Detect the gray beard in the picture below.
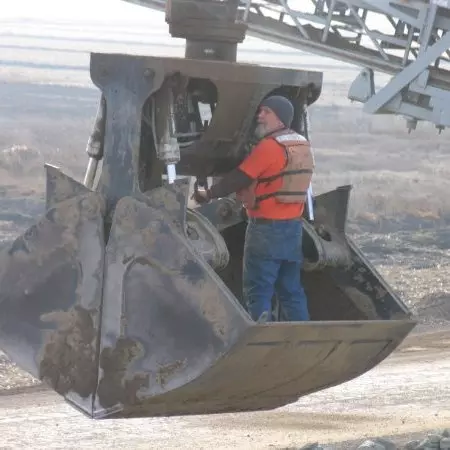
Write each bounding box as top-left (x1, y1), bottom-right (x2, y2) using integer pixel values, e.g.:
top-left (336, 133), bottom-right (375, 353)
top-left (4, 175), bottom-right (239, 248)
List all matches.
top-left (254, 123), bottom-right (268, 139)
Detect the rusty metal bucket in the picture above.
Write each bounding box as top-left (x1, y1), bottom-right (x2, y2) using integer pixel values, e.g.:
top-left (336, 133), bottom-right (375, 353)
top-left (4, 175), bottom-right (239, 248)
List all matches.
top-left (0, 173), bottom-right (415, 419)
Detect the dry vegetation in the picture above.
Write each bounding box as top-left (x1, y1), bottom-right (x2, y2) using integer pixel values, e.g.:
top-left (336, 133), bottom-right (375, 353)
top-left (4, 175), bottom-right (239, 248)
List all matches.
top-left (308, 105), bottom-right (450, 233)
top-left (2, 94), bottom-right (450, 234)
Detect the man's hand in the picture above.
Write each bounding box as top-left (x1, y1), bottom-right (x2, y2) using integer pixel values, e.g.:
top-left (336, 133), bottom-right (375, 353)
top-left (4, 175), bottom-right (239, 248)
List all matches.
top-left (192, 189), bottom-right (211, 204)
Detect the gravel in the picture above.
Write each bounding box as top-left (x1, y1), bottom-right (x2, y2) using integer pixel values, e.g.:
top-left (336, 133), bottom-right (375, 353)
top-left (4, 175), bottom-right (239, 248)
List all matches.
top-left (0, 351), bottom-right (40, 391)
top-left (352, 229), bottom-right (450, 329)
top-left (286, 429), bottom-right (450, 449)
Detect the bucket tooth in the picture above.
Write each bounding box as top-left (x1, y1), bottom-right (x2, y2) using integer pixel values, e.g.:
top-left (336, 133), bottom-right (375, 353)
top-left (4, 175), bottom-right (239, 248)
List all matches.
top-left (141, 177), bottom-right (190, 231)
top-left (314, 184), bottom-right (351, 233)
top-left (93, 193), bottom-right (252, 418)
top-left (45, 164), bottom-right (91, 210)
top-left (0, 192), bottom-right (106, 412)
top-left (302, 185), bottom-right (354, 273)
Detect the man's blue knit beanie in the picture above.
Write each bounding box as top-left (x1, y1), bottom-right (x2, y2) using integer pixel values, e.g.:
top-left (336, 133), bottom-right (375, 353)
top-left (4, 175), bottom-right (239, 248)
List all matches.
top-left (260, 95), bottom-right (294, 127)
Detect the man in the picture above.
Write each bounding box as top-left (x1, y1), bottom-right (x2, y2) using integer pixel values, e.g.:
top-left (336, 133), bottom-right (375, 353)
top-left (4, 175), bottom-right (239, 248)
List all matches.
top-left (193, 95), bottom-right (314, 322)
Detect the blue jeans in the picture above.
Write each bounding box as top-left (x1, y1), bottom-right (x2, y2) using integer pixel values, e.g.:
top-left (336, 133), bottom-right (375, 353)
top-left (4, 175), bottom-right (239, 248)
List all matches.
top-left (242, 217), bottom-right (310, 322)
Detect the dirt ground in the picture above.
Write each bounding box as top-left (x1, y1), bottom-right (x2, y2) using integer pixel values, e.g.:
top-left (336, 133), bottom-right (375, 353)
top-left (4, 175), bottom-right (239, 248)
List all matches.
top-left (0, 328), bottom-right (449, 449)
top-left (1, 15), bottom-right (450, 450)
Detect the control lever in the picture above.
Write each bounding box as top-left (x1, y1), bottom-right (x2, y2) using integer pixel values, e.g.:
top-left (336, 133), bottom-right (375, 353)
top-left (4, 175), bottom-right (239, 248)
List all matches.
top-left (195, 177), bottom-right (209, 190)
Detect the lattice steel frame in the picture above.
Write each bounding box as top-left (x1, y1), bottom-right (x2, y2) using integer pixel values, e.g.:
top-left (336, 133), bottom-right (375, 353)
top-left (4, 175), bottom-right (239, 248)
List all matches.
top-left (124, 0), bottom-right (450, 131)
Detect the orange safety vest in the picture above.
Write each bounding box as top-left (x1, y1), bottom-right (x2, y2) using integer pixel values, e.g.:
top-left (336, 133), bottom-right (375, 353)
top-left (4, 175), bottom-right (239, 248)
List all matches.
top-left (237, 129), bottom-right (314, 210)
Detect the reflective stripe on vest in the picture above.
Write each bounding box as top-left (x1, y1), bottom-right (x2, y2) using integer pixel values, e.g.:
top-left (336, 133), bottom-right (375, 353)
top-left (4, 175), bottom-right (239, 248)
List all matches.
top-left (253, 129), bottom-right (314, 207)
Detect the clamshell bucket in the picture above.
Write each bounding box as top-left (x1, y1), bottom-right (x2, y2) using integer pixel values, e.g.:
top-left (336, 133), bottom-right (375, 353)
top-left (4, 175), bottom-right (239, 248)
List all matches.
top-left (0, 52), bottom-right (416, 419)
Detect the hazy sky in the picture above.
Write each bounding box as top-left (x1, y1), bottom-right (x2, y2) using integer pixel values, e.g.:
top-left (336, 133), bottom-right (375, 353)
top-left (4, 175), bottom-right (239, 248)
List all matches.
top-left (3, 0), bottom-right (160, 21)
top-left (2, 0), bottom-right (392, 57)
top-left (3, 0), bottom-right (388, 29)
